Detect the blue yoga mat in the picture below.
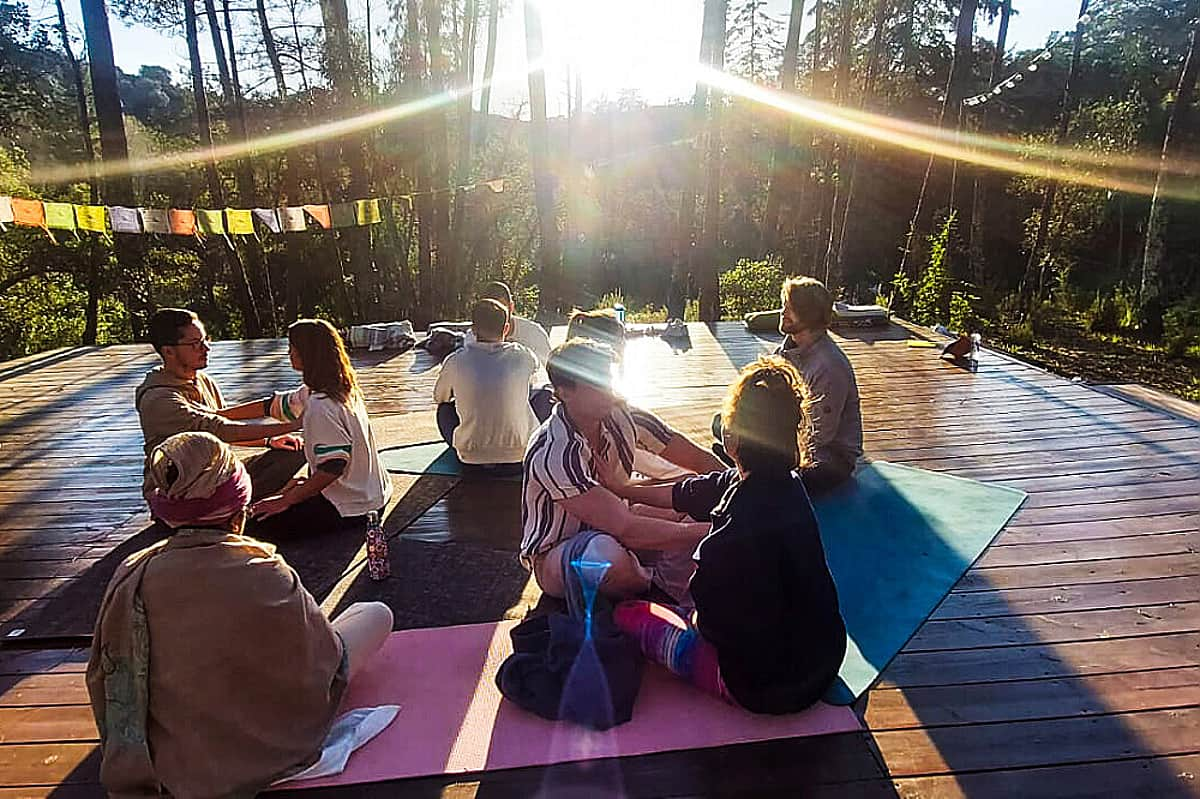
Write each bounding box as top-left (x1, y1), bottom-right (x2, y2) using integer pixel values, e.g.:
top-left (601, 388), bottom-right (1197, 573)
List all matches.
top-left (378, 442), bottom-right (522, 480)
top-left (813, 461), bottom-right (1026, 704)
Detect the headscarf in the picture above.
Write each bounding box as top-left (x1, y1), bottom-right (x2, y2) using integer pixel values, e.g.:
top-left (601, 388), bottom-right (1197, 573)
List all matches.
top-left (146, 432), bottom-right (253, 528)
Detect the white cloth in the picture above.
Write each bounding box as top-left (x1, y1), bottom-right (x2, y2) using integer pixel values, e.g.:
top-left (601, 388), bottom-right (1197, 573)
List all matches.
top-left (346, 321), bottom-right (416, 351)
top-left (139, 208), bottom-right (170, 234)
top-left (465, 315), bottom-right (551, 366)
top-left (0, 196), bottom-right (13, 226)
top-left (303, 393), bottom-right (393, 517)
top-left (253, 208), bottom-right (283, 233)
top-left (108, 206), bottom-right (141, 234)
top-left (434, 340), bottom-right (538, 464)
top-left (278, 206), bottom-right (308, 232)
top-left (273, 705), bottom-right (400, 785)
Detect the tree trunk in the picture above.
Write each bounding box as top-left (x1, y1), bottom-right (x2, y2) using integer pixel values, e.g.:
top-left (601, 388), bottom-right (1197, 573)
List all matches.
top-left (525, 0), bottom-right (562, 319)
top-left (832, 0), bottom-right (890, 291)
top-left (898, 0), bottom-right (978, 280)
top-left (761, 0), bottom-right (805, 256)
top-left (186, 0), bottom-right (262, 337)
top-left (669, 0), bottom-right (724, 318)
top-left (257, 0), bottom-right (288, 99)
top-left (55, 0), bottom-right (103, 344)
top-left (449, 0), bottom-right (478, 308)
top-left (698, 0), bottom-right (729, 322)
top-left (404, 0), bottom-right (434, 325)
top-left (1021, 0), bottom-right (1090, 315)
top-left (901, 0), bottom-right (916, 73)
top-left (821, 0), bottom-right (855, 289)
top-left (478, 0), bottom-right (500, 143)
top-left (424, 0), bottom-right (454, 316)
top-left (203, 0), bottom-right (235, 102)
top-left (968, 0), bottom-right (1010, 286)
top-left (80, 0), bottom-right (151, 339)
top-left (1140, 22), bottom-right (1200, 338)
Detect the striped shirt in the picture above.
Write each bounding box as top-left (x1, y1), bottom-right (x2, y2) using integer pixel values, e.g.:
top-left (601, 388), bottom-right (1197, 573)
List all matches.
top-left (519, 401), bottom-right (677, 566)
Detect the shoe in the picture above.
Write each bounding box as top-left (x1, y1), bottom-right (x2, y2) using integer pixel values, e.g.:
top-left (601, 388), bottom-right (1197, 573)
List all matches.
top-left (662, 318), bottom-right (688, 340)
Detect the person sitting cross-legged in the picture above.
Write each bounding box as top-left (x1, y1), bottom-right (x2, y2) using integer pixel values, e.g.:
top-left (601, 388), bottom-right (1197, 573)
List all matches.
top-left (714, 277), bottom-right (863, 494)
top-left (519, 339), bottom-right (722, 603)
top-left (434, 299), bottom-right (542, 476)
top-left (251, 319), bottom-right (393, 534)
top-left (88, 432), bottom-right (393, 797)
top-left (609, 356), bottom-right (847, 714)
top-left (136, 308), bottom-right (305, 502)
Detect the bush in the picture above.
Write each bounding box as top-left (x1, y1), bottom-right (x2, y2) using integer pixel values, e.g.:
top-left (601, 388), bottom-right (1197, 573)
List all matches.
top-left (912, 213), bottom-right (956, 327)
top-left (1164, 300), bottom-right (1200, 358)
top-left (1086, 287), bottom-right (1138, 334)
top-left (719, 256), bottom-right (786, 319)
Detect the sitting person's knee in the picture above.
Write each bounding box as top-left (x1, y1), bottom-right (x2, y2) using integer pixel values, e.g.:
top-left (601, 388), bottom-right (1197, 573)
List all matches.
top-left (582, 535), bottom-right (650, 598)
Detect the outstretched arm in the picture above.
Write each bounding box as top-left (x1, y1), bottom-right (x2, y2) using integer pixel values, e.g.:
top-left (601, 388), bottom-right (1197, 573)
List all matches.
top-left (559, 486), bottom-right (709, 551)
top-left (659, 433), bottom-right (725, 475)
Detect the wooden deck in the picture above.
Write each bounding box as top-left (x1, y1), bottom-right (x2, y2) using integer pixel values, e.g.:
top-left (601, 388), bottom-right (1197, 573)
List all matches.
top-left (1, 321), bottom-right (1198, 797)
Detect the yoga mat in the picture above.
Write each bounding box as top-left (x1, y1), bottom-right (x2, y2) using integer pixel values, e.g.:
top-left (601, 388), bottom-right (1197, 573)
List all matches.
top-left (378, 442), bottom-right (522, 480)
top-left (281, 621), bottom-right (861, 788)
top-left (813, 461), bottom-right (1026, 704)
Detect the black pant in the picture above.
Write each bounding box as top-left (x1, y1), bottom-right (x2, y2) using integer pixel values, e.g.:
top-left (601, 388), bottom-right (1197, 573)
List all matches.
top-left (241, 448), bottom-right (306, 501)
top-left (248, 493), bottom-right (373, 539)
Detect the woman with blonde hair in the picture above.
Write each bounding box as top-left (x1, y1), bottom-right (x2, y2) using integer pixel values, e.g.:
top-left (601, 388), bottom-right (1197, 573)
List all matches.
top-left (88, 432), bottom-right (393, 796)
top-left (253, 318), bottom-right (393, 533)
top-left (603, 356), bottom-right (846, 713)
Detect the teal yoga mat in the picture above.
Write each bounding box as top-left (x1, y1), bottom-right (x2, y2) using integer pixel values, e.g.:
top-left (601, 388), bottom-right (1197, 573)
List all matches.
top-left (378, 442), bottom-right (522, 480)
top-left (813, 461), bottom-right (1026, 704)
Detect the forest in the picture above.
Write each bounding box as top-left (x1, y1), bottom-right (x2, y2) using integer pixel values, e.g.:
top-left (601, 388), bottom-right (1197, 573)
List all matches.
top-left (1, 0), bottom-right (1198, 397)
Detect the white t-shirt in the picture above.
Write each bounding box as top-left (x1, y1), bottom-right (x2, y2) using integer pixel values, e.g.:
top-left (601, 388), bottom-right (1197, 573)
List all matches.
top-left (465, 315), bottom-right (552, 366)
top-left (302, 392), bottom-right (393, 517)
top-left (434, 340), bottom-right (539, 464)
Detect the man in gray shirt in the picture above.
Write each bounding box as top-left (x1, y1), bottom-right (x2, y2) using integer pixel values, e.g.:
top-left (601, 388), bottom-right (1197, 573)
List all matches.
top-left (715, 277), bottom-right (863, 494)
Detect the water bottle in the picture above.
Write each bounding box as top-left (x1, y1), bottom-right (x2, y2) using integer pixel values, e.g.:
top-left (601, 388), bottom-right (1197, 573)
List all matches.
top-left (365, 511), bottom-right (390, 581)
top-left (969, 333), bottom-right (982, 371)
top-left (612, 302), bottom-right (626, 324)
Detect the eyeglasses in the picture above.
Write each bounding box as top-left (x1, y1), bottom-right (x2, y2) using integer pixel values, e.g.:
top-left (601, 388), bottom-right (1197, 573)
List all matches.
top-left (172, 337), bottom-right (210, 349)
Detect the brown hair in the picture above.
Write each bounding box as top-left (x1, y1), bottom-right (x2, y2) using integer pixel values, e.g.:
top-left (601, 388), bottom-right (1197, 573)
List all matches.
top-left (546, 338), bottom-right (615, 391)
top-left (480, 280), bottom-right (514, 307)
top-left (781, 277), bottom-right (834, 330)
top-left (148, 308), bottom-right (200, 353)
top-left (471, 298), bottom-right (510, 341)
top-left (720, 356), bottom-right (813, 475)
top-left (288, 319), bottom-right (359, 404)
top-left (566, 308), bottom-right (625, 353)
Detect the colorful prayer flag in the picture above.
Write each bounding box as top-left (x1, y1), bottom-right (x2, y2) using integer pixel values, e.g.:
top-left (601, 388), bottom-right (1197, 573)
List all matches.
top-left (330, 202), bottom-right (357, 229)
top-left (225, 209), bottom-right (255, 235)
top-left (0, 196), bottom-right (13, 228)
top-left (354, 198), bottom-right (382, 225)
top-left (196, 209), bottom-right (225, 235)
top-left (75, 205), bottom-right (108, 233)
top-left (43, 203), bottom-right (76, 231)
top-left (168, 209), bottom-right (197, 236)
top-left (140, 208), bottom-right (170, 234)
top-left (485, 179), bottom-right (505, 193)
top-left (109, 206), bottom-right (142, 234)
top-left (303, 204), bottom-right (331, 229)
top-left (11, 198), bottom-right (45, 228)
top-left (253, 208), bottom-right (282, 233)
top-left (278, 207), bottom-right (307, 232)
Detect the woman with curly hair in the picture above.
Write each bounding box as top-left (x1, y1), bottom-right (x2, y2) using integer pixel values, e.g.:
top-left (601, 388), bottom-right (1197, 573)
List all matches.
top-left (604, 356), bottom-right (846, 714)
top-left (252, 319), bottom-right (392, 533)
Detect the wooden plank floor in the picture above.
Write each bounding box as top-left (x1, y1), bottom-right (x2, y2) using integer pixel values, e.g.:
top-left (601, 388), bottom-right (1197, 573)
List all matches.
top-left (1, 322), bottom-right (1198, 797)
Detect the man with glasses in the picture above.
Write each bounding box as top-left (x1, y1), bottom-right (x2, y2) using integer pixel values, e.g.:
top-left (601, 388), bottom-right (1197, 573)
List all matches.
top-left (136, 308), bottom-right (304, 502)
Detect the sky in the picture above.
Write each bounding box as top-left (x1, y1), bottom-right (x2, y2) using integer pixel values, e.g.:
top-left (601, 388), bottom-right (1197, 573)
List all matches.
top-left (45, 0), bottom-right (1084, 119)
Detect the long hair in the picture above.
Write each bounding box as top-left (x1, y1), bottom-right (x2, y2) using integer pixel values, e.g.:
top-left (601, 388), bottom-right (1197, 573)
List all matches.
top-left (720, 356), bottom-right (813, 475)
top-left (288, 319), bottom-right (359, 404)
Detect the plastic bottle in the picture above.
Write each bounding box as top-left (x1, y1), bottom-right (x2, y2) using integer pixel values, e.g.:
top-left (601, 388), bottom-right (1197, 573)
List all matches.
top-left (365, 511), bottom-right (390, 581)
top-left (612, 302), bottom-right (626, 324)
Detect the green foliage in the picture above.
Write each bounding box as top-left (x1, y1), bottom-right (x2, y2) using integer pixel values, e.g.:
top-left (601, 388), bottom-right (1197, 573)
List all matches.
top-left (1086, 286), bottom-right (1138, 334)
top-left (718, 256), bottom-right (786, 320)
top-left (1164, 300), bottom-right (1200, 358)
top-left (949, 290), bottom-right (979, 335)
top-left (911, 213), bottom-right (955, 327)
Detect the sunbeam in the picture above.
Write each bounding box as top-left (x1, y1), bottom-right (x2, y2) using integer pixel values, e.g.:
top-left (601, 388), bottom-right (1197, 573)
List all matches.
top-left (30, 62), bottom-right (543, 186)
top-left (697, 67), bottom-right (1200, 201)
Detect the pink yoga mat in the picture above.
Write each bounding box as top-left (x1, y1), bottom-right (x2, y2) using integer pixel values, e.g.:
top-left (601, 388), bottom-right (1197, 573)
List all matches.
top-left (287, 620), bottom-right (862, 788)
